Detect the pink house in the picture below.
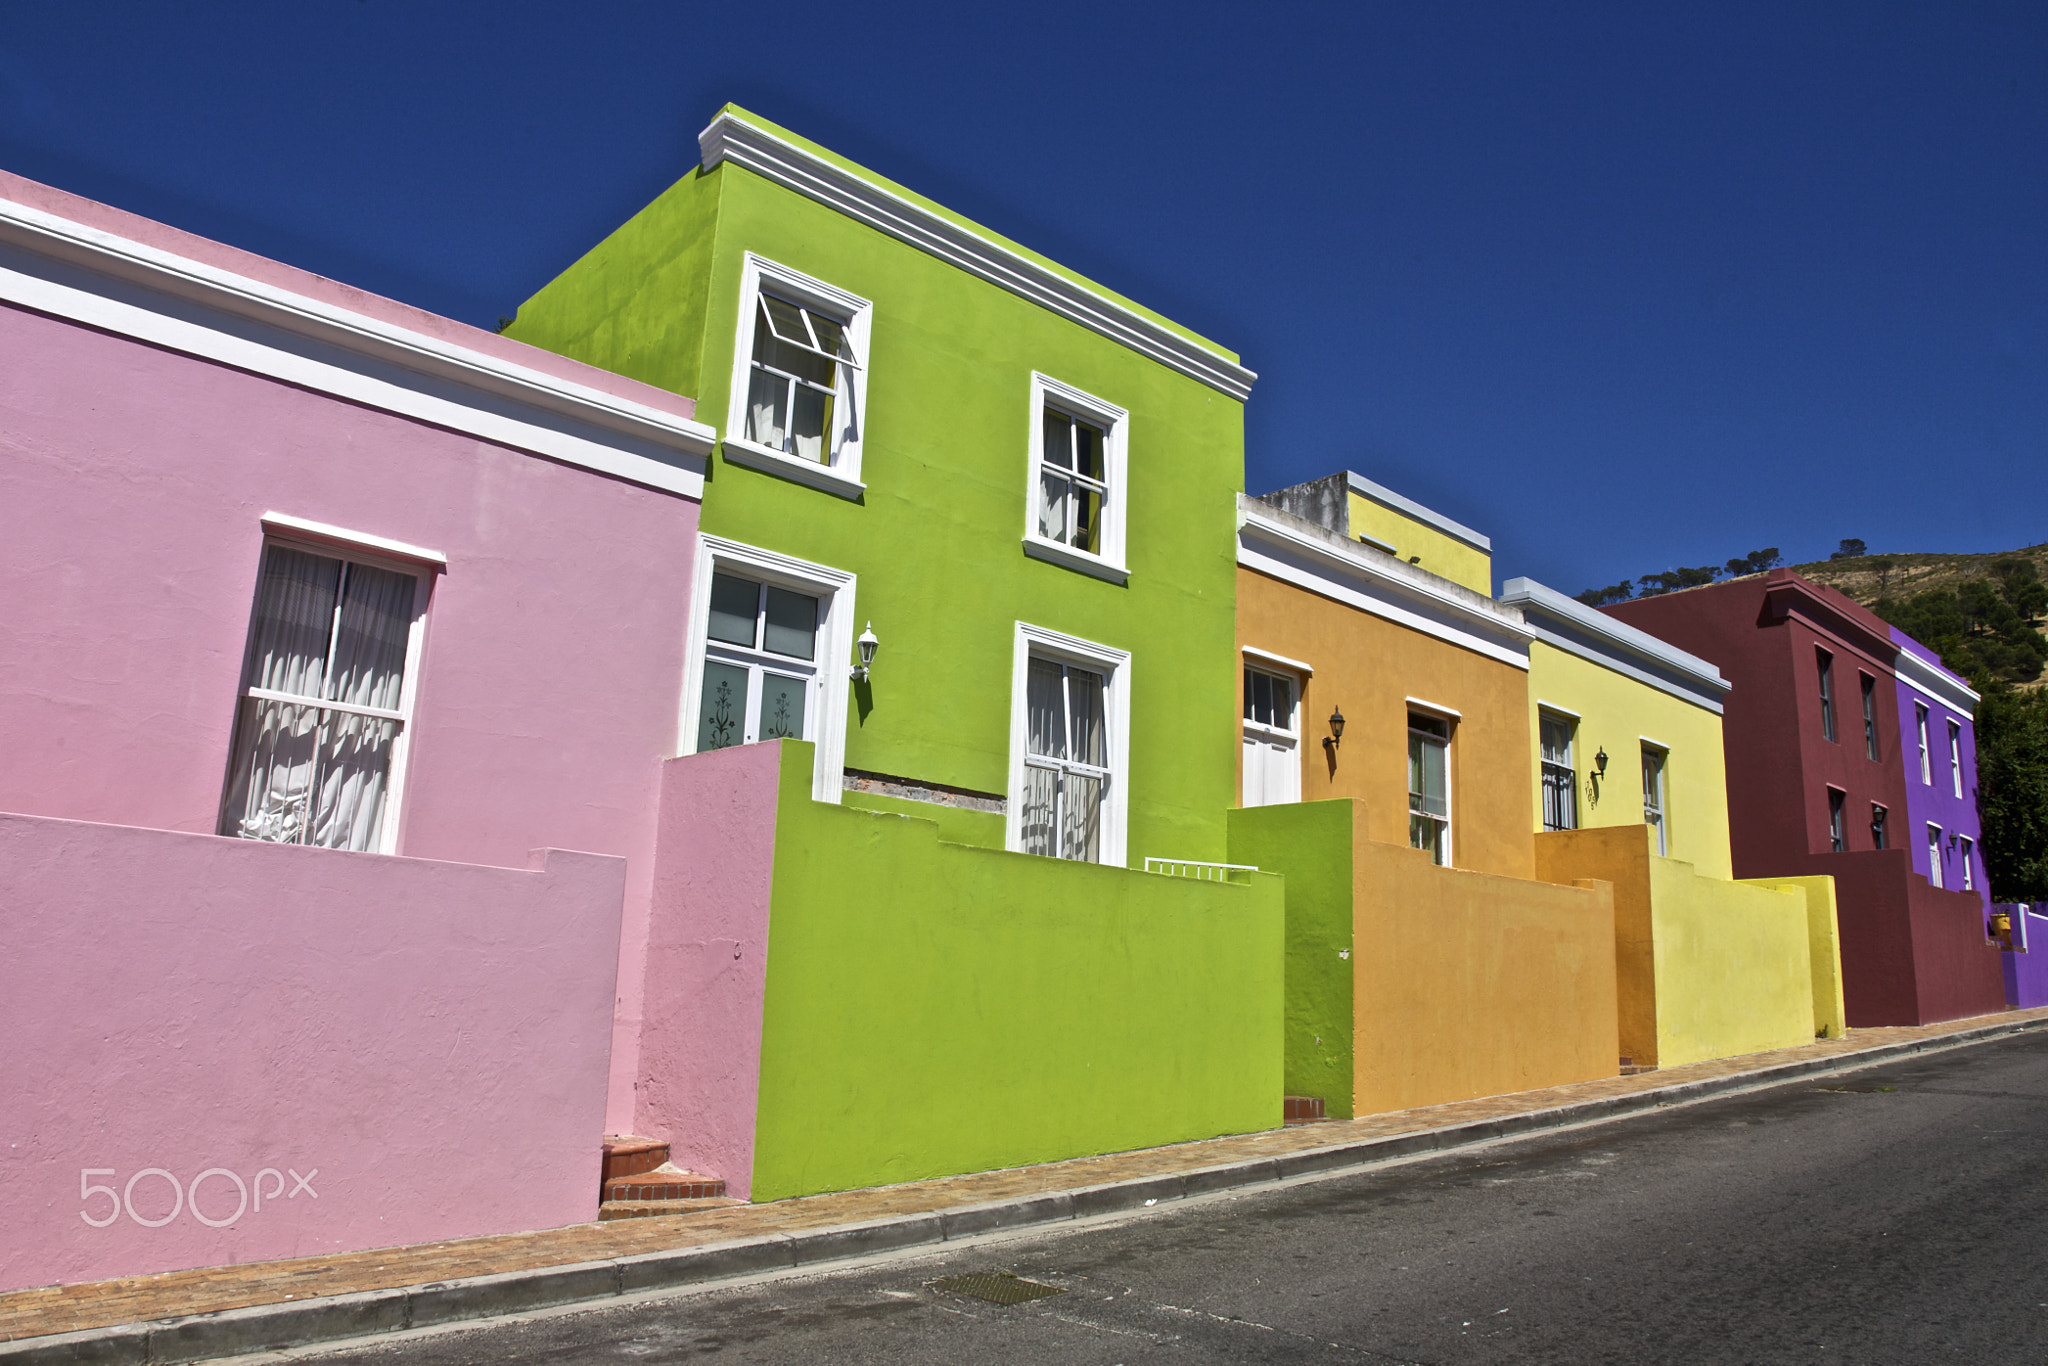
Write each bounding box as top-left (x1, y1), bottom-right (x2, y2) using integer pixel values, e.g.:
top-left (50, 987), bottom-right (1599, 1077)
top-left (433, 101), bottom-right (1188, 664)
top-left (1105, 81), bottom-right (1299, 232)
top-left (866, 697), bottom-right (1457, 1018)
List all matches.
top-left (0, 171), bottom-right (715, 1291)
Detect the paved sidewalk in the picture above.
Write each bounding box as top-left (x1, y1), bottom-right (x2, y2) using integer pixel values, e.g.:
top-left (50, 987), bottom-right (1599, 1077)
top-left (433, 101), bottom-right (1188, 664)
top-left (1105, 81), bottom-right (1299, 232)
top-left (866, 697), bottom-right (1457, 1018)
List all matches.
top-left (6, 1007), bottom-right (2045, 1362)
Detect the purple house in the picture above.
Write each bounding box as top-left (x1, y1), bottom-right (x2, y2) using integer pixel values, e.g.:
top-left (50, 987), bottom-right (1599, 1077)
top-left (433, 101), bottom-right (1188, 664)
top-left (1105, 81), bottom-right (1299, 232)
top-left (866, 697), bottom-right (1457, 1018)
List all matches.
top-left (0, 170), bottom-right (717, 1291)
top-left (1890, 630), bottom-right (1988, 911)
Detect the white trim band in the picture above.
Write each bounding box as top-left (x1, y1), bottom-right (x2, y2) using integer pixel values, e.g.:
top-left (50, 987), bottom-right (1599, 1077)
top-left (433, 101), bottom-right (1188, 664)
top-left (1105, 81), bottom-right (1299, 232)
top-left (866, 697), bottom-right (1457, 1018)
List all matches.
top-left (260, 513), bottom-right (448, 568)
top-left (0, 196), bottom-right (715, 499)
top-left (1242, 646), bottom-right (1314, 677)
top-left (699, 110), bottom-right (1256, 401)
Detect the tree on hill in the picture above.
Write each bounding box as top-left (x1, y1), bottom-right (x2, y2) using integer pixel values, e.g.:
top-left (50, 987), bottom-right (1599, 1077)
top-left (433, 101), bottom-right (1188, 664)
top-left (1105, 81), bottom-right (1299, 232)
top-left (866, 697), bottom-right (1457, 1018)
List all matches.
top-left (1978, 687), bottom-right (2048, 902)
top-left (1831, 538), bottom-right (1868, 560)
top-left (1573, 548), bottom-right (1781, 607)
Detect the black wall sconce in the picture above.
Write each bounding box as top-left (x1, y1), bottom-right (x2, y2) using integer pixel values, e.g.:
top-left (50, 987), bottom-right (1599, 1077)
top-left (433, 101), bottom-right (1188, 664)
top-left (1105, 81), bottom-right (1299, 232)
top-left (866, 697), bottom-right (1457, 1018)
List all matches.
top-left (1593, 746), bottom-right (1609, 782)
top-left (1324, 706), bottom-right (1346, 752)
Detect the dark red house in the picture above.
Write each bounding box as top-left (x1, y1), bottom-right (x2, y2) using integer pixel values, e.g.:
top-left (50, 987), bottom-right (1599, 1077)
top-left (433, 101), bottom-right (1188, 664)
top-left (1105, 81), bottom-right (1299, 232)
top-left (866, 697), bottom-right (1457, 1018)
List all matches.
top-left (1605, 569), bottom-right (2003, 1027)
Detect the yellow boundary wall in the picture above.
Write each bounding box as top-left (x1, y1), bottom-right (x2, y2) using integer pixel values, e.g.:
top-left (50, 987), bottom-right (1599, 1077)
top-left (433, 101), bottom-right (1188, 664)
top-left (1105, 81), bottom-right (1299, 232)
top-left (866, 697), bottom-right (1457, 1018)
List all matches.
top-left (1536, 826), bottom-right (1841, 1067)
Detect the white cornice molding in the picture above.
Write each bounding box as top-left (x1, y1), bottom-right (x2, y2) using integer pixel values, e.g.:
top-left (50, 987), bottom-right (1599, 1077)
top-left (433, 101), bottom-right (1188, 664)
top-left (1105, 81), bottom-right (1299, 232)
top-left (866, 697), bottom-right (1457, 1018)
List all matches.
top-left (1500, 577), bottom-right (1730, 715)
top-left (0, 195), bottom-right (715, 498)
top-left (699, 111), bottom-right (1257, 402)
top-left (1236, 497), bottom-right (1531, 670)
top-left (1893, 643), bottom-right (1980, 718)
top-left (1346, 471), bottom-right (1491, 553)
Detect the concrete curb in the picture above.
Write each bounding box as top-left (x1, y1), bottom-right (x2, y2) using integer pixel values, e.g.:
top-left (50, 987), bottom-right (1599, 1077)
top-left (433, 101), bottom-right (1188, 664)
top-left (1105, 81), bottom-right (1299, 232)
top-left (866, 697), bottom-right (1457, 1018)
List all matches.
top-left (7, 1016), bottom-right (2040, 1364)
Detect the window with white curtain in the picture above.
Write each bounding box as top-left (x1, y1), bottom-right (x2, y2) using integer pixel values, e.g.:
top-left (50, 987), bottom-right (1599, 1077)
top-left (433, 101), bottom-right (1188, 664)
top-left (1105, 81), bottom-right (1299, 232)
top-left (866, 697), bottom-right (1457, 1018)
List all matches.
top-left (1949, 720), bottom-right (1964, 798)
top-left (1020, 658), bottom-right (1110, 861)
top-left (1960, 835), bottom-right (1975, 892)
top-left (723, 254), bottom-right (871, 497)
top-left (218, 543), bottom-right (424, 853)
top-left (1928, 823), bottom-right (1945, 888)
top-left (1023, 374), bottom-right (1128, 582)
top-left (1007, 624), bottom-right (1129, 864)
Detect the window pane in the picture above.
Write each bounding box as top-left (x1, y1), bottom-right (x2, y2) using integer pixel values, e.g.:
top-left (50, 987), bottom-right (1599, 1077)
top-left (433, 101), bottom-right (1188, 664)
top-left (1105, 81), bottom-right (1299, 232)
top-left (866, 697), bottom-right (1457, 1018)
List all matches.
top-left (1540, 715), bottom-right (1572, 766)
top-left (745, 368), bottom-right (788, 451)
top-left (808, 310), bottom-right (853, 364)
top-left (328, 563), bottom-right (414, 711)
top-left (762, 295), bottom-right (811, 345)
top-left (789, 384), bottom-right (832, 464)
top-left (1272, 674), bottom-right (1294, 729)
top-left (1063, 772), bottom-right (1102, 862)
top-left (1411, 714), bottom-right (1449, 740)
top-left (312, 711), bottom-right (398, 852)
top-left (763, 586), bottom-right (819, 660)
top-left (1019, 764), bottom-right (1059, 856)
top-left (1410, 733), bottom-right (1448, 817)
top-left (222, 697), bottom-right (322, 843)
top-left (245, 546), bottom-right (343, 698)
top-left (696, 661), bottom-right (750, 751)
top-left (1042, 412), bottom-right (1074, 471)
top-left (1248, 670), bottom-right (1272, 726)
top-left (1038, 469), bottom-right (1071, 543)
top-left (1067, 666), bottom-right (1107, 766)
top-left (758, 672), bottom-right (807, 741)
top-left (1072, 420), bottom-right (1105, 481)
top-left (707, 574), bottom-right (759, 648)
top-left (1069, 483), bottom-right (1102, 554)
top-left (1026, 659), bottom-right (1066, 759)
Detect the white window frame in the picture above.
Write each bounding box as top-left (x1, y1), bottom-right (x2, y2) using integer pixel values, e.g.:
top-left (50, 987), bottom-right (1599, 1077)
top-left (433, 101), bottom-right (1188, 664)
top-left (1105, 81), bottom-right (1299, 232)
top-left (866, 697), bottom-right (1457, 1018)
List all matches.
top-left (1538, 709), bottom-right (1579, 833)
top-left (723, 253), bottom-right (872, 500)
top-left (1960, 835), bottom-right (1975, 892)
top-left (1927, 823), bottom-right (1945, 889)
top-left (1408, 707), bottom-right (1455, 867)
top-left (1241, 655), bottom-right (1304, 808)
top-left (1949, 720), bottom-right (1964, 799)
top-left (1022, 373), bottom-right (1129, 585)
top-left (679, 534), bottom-right (856, 803)
top-left (1006, 622), bottom-right (1131, 865)
top-left (1640, 744), bottom-right (1669, 855)
top-left (228, 524), bottom-right (437, 856)
top-left (1917, 704), bottom-right (1932, 785)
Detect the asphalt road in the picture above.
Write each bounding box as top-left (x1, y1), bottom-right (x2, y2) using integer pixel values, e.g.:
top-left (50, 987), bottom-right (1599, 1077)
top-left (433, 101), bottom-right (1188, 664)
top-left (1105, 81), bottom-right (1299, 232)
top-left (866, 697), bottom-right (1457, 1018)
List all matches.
top-left (300, 1032), bottom-right (2048, 1364)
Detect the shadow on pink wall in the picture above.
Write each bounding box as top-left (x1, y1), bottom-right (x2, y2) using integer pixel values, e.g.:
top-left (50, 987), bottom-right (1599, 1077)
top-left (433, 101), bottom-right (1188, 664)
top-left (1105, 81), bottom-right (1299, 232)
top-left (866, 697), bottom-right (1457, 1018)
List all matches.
top-left (0, 812), bottom-right (625, 1294)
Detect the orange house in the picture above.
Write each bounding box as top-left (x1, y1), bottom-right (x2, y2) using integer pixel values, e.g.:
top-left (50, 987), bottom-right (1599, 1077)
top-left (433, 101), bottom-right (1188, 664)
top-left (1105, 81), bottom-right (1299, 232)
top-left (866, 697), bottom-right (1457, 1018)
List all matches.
top-left (1227, 483), bottom-right (1619, 1118)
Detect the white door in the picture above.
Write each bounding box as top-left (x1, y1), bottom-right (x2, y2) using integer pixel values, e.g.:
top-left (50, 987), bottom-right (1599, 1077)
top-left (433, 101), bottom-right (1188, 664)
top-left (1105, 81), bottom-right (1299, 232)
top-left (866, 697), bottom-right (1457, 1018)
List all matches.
top-left (1242, 666), bottom-right (1302, 806)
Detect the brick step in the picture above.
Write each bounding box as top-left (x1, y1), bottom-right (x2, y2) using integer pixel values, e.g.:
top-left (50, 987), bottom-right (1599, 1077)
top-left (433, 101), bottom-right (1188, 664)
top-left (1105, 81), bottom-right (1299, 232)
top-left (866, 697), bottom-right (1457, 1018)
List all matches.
top-left (603, 1164), bottom-right (727, 1202)
top-left (1283, 1095), bottom-right (1329, 1124)
top-left (1620, 1064), bottom-right (1660, 1076)
top-left (598, 1195), bottom-right (747, 1221)
top-left (601, 1135), bottom-right (671, 1184)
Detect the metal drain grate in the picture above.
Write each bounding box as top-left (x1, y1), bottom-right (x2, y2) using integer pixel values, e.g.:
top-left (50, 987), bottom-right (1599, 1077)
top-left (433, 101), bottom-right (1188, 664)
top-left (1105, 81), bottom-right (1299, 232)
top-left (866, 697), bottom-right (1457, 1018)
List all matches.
top-left (930, 1272), bottom-right (1066, 1305)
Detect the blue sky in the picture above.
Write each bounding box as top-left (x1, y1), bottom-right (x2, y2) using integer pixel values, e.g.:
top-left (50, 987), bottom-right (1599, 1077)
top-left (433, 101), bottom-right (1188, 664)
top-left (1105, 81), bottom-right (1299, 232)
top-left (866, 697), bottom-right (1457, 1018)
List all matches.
top-left (2, 3), bottom-right (2041, 595)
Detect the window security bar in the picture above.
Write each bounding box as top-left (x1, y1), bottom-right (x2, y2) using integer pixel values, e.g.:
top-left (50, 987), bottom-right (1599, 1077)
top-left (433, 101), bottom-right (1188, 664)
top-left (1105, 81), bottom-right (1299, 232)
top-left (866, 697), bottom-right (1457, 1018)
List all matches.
top-left (1144, 858), bottom-right (1259, 883)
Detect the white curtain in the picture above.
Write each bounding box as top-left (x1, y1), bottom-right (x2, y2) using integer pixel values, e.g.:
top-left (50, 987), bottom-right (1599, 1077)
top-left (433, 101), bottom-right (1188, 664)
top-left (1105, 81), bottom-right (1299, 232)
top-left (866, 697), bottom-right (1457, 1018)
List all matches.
top-left (1026, 659), bottom-right (1065, 759)
top-left (221, 549), bottom-right (413, 853)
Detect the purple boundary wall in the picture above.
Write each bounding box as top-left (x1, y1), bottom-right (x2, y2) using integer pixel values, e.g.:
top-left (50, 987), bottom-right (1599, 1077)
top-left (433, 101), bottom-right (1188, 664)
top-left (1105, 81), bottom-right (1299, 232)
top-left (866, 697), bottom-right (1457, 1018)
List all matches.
top-left (2001, 905), bottom-right (2048, 1008)
top-left (0, 812), bottom-right (624, 1293)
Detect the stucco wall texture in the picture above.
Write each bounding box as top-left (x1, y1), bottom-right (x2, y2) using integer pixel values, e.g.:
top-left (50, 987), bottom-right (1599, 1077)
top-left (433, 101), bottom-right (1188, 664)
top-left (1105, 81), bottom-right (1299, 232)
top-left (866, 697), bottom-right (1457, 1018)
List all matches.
top-left (1235, 566), bottom-right (1535, 880)
top-left (0, 277), bottom-right (705, 1136)
top-left (1231, 801), bottom-right (1617, 1119)
top-left (1344, 489), bottom-right (1493, 596)
top-left (510, 123), bottom-right (1245, 865)
top-left (0, 813), bottom-right (623, 1294)
top-left (1535, 827), bottom-right (1836, 1069)
top-left (743, 742), bottom-right (1285, 1201)
top-left (1525, 640), bottom-right (1734, 880)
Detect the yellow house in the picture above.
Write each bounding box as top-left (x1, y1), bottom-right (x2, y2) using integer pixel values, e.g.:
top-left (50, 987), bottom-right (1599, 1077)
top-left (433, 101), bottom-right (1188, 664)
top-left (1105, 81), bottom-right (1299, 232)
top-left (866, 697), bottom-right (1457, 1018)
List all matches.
top-left (1499, 578), bottom-right (1847, 1068)
top-left (1228, 485), bottom-right (1618, 1119)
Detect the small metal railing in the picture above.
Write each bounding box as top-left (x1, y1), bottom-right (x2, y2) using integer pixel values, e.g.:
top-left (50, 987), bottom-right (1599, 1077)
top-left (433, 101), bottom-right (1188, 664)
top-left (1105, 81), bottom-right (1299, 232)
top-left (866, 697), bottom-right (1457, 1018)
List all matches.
top-left (1143, 857), bottom-right (1259, 884)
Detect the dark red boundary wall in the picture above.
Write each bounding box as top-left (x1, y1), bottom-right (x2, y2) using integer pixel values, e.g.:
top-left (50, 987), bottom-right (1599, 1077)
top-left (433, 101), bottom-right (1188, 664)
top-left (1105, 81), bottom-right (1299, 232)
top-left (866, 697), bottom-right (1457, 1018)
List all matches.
top-left (1776, 849), bottom-right (2004, 1025)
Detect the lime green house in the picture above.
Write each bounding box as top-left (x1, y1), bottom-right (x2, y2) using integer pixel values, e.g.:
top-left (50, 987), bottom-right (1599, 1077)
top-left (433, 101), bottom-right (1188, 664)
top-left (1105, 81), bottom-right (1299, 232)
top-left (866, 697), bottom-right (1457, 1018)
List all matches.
top-left (1499, 578), bottom-right (1847, 1070)
top-left (507, 107), bottom-right (1283, 1201)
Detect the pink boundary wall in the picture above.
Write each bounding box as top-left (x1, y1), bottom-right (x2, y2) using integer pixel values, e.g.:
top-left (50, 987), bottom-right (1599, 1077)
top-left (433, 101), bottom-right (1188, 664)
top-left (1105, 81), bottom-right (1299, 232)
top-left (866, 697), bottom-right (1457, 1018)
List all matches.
top-left (0, 185), bottom-right (706, 1135)
top-left (0, 812), bottom-right (625, 1293)
top-left (634, 747), bottom-right (784, 1200)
